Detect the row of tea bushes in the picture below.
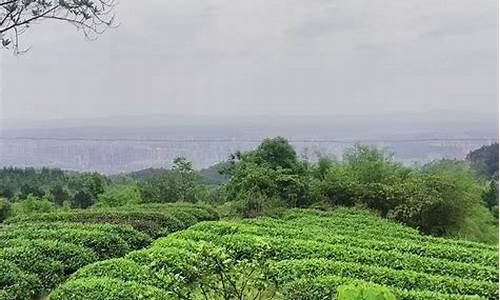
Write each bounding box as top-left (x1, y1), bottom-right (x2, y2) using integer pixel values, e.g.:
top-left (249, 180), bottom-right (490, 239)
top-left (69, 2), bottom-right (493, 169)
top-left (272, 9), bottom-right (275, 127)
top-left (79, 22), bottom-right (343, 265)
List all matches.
top-left (283, 275), bottom-right (484, 300)
top-left (169, 229), bottom-right (497, 282)
top-left (0, 223), bottom-right (143, 299)
top-left (0, 203), bottom-right (219, 299)
top-left (188, 219), bottom-right (498, 267)
top-left (6, 203), bottom-right (218, 238)
top-left (50, 208), bottom-right (498, 300)
top-left (251, 208), bottom-right (499, 257)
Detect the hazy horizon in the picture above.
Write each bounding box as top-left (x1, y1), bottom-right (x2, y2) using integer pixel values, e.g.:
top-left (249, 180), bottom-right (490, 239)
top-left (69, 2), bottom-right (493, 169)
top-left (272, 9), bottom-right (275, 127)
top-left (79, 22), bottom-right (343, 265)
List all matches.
top-left (1, 109), bottom-right (498, 125)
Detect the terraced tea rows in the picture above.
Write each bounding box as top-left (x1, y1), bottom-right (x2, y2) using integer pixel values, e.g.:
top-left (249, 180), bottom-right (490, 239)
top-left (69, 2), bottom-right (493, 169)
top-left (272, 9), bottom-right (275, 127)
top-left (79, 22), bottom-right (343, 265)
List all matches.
top-left (50, 208), bottom-right (499, 299)
top-left (0, 203), bottom-right (218, 299)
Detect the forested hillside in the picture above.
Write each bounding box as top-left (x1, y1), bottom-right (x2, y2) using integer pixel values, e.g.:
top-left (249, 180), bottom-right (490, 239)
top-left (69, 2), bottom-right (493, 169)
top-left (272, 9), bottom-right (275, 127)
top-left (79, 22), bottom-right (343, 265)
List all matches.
top-left (467, 143), bottom-right (499, 178)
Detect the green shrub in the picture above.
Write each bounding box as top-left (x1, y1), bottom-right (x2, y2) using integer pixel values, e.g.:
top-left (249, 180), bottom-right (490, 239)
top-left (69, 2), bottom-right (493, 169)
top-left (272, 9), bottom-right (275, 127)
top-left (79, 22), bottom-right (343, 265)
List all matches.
top-left (284, 275), bottom-right (483, 300)
top-left (0, 203), bottom-right (218, 299)
top-left (172, 229), bottom-right (497, 282)
top-left (269, 259), bottom-right (497, 298)
top-left (0, 246), bottom-right (65, 290)
top-left (2, 222), bottom-right (152, 250)
top-left (138, 158), bottom-right (206, 203)
top-left (48, 277), bottom-right (173, 300)
top-left (337, 283), bottom-right (396, 300)
top-left (0, 227), bottom-right (130, 258)
top-left (93, 184), bottom-right (141, 208)
top-left (11, 194), bottom-right (56, 216)
top-left (68, 258), bottom-right (157, 286)
top-left (6, 204), bottom-right (219, 237)
top-left (0, 259), bottom-right (42, 300)
top-left (187, 217), bottom-right (498, 267)
top-left (0, 239), bottom-right (97, 274)
top-left (0, 198), bottom-right (11, 222)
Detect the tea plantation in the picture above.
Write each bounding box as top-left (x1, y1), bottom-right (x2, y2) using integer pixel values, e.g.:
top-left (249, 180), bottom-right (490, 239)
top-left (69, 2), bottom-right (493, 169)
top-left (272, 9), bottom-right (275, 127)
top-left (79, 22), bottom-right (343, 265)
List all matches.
top-left (49, 208), bottom-right (499, 299)
top-left (0, 203), bottom-right (219, 299)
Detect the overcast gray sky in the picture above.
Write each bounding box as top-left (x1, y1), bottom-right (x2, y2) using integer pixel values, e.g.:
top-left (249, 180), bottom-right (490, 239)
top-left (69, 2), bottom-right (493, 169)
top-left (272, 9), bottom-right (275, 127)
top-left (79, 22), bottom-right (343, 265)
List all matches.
top-left (0, 0), bottom-right (498, 120)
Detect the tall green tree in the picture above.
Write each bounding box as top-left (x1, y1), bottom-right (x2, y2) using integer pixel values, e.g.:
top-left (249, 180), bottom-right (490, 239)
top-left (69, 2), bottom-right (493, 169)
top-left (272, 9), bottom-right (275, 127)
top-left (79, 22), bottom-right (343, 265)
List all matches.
top-left (482, 179), bottom-right (499, 210)
top-left (138, 157), bottom-right (205, 203)
top-left (223, 137), bottom-right (308, 210)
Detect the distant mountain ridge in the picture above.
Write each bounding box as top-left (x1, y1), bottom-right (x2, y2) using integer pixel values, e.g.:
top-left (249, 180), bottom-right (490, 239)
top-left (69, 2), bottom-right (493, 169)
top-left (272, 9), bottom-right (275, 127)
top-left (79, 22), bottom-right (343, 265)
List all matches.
top-left (1, 111), bottom-right (497, 140)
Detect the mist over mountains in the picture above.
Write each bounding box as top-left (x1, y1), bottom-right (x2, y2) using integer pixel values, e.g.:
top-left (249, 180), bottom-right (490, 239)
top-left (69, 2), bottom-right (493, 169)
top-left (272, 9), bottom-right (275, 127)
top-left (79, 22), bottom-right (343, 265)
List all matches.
top-left (0, 111), bottom-right (497, 174)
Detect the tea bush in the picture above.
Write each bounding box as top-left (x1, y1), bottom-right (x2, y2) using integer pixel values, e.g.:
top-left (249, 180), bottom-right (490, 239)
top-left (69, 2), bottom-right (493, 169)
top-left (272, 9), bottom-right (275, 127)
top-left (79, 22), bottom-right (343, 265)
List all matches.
top-left (0, 203), bottom-right (218, 299)
top-left (51, 208), bottom-right (498, 300)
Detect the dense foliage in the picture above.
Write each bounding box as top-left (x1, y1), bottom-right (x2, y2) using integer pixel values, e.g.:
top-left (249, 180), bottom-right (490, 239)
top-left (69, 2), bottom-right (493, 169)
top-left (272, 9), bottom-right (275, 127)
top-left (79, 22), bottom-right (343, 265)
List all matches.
top-left (0, 203), bottom-right (218, 299)
top-left (0, 167), bottom-right (107, 209)
top-left (50, 208), bottom-right (498, 299)
top-left (138, 158), bottom-right (207, 203)
top-left (466, 143), bottom-right (499, 178)
top-left (220, 138), bottom-right (498, 243)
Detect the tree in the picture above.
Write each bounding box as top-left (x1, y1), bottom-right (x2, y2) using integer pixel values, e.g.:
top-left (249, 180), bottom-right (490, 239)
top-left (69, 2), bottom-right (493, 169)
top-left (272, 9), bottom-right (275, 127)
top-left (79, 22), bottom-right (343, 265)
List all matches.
top-left (312, 162), bottom-right (359, 207)
top-left (174, 157), bottom-right (205, 202)
top-left (0, 183), bottom-right (14, 199)
top-left (0, 0), bottom-right (116, 53)
top-left (482, 179), bottom-right (499, 210)
top-left (68, 172), bottom-right (106, 208)
top-left (389, 160), bottom-right (490, 237)
top-left (19, 182), bottom-right (44, 199)
top-left (310, 156), bottom-right (335, 180)
top-left (69, 172), bottom-right (106, 199)
top-left (343, 144), bottom-right (408, 185)
top-left (72, 189), bottom-right (94, 208)
top-left (0, 198), bottom-right (11, 222)
top-left (222, 138), bottom-right (308, 209)
top-left (138, 157), bottom-right (205, 203)
top-left (94, 184), bottom-right (141, 208)
top-left (50, 184), bottom-right (69, 206)
top-left (253, 137), bottom-right (300, 171)
top-left (12, 193), bottom-right (56, 215)
top-left (466, 143), bottom-right (499, 178)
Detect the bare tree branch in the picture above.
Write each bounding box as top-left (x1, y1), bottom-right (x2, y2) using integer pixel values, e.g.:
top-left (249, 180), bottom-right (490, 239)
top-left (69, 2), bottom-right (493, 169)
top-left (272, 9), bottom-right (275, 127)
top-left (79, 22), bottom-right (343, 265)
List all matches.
top-left (0, 0), bottom-right (116, 54)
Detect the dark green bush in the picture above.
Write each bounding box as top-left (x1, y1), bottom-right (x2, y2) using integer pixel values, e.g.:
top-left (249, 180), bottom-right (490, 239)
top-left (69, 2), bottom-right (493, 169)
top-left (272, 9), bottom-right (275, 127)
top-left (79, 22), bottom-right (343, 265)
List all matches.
top-left (48, 277), bottom-right (173, 300)
top-left (0, 246), bottom-right (65, 290)
top-left (0, 203), bottom-right (218, 299)
top-left (0, 259), bottom-right (42, 300)
top-left (68, 258), bottom-right (157, 286)
top-left (269, 259), bottom-right (498, 298)
top-left (6, 204), bottom-right (219, 237)
top-left (1, 222), bottom-right (151, 250)
top-left (0, 239), bottom-right (97, 274)
top-left (337, 283), bottom-right (396, 300)
top-left (283, 275), bottom-right (483, 300)
top-left (0, 198), bottom-right (11, 222)
top-left (0, 227), bottom-right (130, 258)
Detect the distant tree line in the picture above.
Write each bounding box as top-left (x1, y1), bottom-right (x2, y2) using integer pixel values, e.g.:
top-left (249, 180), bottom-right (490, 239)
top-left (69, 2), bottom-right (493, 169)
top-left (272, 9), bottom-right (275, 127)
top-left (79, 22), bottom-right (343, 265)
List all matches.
top-left (466, 143), bottom-right (499, 178)
top-left (0, 167), bottom-right (106, 211)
